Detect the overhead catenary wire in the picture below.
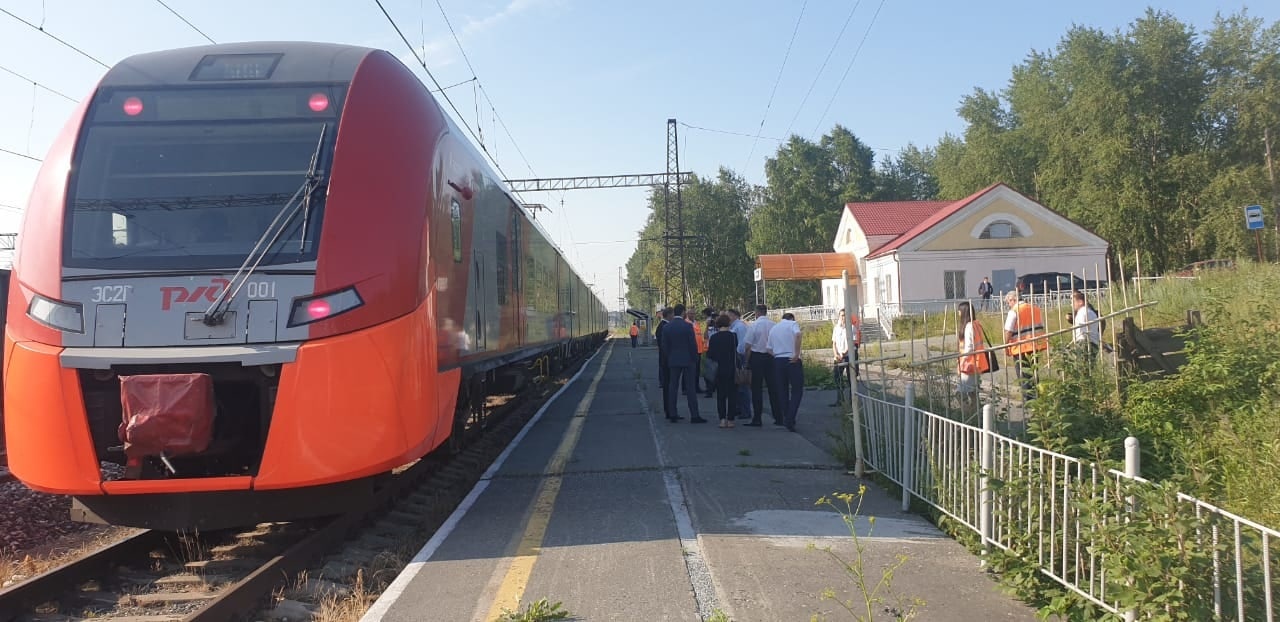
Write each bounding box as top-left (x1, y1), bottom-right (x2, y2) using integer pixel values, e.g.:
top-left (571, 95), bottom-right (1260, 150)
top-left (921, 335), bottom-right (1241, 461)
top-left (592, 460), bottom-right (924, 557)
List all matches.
top-left (810, 0), bottom-right (888, 140)
top-left (683, 122), bottom-right (785, 142)
top-left (0, 63), bottom-right (78, 103)
top-left (378, 0), bottom-right (587, 274)
top-left (373, 0), bottom-right (517, 193)
top-left (780, 0), bottom-right (863, 141)
top-left (743, 0), bottom-right (808, 172)
top-left (0, 7), bottom-right (110, 69)
top-left (154, 0), bottom-right (216, 44)
top-left (433, 0), bottom-right (580, 266)
top-left (0, 146), bottom-right (41, 162)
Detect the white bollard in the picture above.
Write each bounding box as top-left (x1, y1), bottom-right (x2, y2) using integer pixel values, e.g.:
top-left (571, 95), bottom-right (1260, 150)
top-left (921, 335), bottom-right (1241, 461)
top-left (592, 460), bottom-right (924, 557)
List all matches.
top-left (980, 404), bottom-right (994, 552)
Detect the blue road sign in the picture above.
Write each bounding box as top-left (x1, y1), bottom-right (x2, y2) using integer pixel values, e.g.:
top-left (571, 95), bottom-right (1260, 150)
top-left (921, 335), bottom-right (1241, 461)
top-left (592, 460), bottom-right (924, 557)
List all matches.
top-left (1245, 205), bottom-right (1265, 230)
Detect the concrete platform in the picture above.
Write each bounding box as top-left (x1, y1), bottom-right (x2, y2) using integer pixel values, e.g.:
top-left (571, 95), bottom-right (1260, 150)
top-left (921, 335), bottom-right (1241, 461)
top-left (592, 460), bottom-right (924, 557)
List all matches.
top-left (361, 340), bottom-right (1038, 622)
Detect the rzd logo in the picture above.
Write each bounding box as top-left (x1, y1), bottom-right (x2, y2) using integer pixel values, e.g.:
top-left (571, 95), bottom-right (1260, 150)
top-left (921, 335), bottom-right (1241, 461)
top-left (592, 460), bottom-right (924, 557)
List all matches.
top-left (161, 278), bottom-right (230, 311)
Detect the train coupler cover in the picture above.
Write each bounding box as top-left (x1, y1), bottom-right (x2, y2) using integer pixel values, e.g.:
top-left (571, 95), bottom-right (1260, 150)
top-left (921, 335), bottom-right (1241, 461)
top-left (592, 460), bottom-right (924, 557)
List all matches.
top-left (117, 373), bottom-right (216, 461)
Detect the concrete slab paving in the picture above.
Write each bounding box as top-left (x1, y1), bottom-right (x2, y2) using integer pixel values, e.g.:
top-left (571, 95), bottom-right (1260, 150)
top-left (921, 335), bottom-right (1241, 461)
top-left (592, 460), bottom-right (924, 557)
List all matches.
top-left (364, 341), bottom-right (1039, 622)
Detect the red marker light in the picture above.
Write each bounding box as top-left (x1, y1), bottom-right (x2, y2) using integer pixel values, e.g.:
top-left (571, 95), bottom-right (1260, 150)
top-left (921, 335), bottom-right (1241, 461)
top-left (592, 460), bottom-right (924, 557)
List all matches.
top-left (308, 93), bottom-right (329, 112)
top-left (306, 299), bottom-right (332, 319)
top-left (123, 96), bottom-right (144, 116)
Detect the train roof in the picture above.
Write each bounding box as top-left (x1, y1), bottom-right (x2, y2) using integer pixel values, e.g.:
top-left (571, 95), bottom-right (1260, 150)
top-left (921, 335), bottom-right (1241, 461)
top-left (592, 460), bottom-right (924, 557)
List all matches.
top-left (100, 41), bottom-right (373, 88)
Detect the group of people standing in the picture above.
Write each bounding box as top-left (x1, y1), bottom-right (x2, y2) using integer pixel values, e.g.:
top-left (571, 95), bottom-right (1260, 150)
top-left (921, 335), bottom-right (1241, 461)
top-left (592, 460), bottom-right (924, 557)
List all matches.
top-left (654, 304), bottom-right (817, 432)
top-left (954, 288), bottom-right (1105, 407)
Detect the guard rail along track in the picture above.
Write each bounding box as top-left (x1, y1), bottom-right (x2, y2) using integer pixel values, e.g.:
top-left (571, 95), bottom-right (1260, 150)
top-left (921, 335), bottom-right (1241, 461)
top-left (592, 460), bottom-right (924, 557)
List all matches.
top-left (0, 341), bottom-right (603, 622)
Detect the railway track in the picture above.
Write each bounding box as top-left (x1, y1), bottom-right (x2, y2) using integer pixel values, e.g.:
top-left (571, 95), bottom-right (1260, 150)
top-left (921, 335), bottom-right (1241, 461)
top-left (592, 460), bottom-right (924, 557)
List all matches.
top-left (0, 344), bottom-right (600, 622)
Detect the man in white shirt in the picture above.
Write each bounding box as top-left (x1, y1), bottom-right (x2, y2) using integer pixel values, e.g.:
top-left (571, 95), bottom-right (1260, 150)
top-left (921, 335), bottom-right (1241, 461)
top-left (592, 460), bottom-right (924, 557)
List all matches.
top-left (727, 309), bottom-right (752, 421)
top-left (1070, 290), bottom-right (1101, 360)
top-left (742, 304), bottom-right (779, 427)
top-left (829, 309), bottom-right (860, 406)
top-left (768, 312), bottom-right (804, 432)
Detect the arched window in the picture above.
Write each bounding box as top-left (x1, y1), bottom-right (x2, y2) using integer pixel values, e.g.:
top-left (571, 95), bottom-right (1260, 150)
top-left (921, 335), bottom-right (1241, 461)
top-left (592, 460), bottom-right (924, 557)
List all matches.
top-left (979, 219), bottom-right (1023, 239)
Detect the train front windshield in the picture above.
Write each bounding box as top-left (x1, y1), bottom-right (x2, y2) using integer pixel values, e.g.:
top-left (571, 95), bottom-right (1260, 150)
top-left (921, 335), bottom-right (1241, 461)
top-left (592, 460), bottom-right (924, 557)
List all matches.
top-left (64, 85), bottom-right (345, 271)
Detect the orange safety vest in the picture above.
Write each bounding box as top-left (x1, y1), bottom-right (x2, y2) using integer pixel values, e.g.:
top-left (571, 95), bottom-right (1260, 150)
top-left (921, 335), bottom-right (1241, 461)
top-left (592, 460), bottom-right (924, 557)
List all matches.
top-left (850, 317), bottom-right (862, 346)
top-left (1005, 302), bottom-right (1049, 356)
top-left (694, 323), bottom-right (707, 354)
top-left (959, 321), bottom-right (991, 375)
top-left (629, 325), bottom-right (638, 337)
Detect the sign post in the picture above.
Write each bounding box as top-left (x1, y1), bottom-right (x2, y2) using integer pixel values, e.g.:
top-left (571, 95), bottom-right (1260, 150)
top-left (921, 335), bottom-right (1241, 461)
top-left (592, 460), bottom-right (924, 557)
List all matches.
top-left (1246, 205), bottom-right (1265, 263)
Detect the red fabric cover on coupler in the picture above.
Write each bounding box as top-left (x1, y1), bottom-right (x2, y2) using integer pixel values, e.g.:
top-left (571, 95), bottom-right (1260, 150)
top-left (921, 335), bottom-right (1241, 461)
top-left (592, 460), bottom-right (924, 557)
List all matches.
top-left (118, 373), bottom-right (216, 460)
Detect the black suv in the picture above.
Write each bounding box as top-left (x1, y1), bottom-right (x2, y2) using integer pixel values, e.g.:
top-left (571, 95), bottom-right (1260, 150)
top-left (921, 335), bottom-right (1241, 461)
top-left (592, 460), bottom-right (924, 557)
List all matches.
top-left (1016, 272), bottom-right (1108, 295)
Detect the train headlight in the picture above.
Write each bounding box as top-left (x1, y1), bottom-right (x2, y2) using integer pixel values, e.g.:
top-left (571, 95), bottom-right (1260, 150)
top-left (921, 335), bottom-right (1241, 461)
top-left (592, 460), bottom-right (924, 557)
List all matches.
top-left (27, 294), bottom-right (85, 334)
top-left (287, 286), bottom-right (363, 327)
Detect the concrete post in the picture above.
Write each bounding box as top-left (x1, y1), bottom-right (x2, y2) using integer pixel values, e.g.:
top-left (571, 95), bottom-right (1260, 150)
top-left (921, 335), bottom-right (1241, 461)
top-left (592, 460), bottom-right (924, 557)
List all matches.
top-left (1123, 436), bottom-right (1140, 622)
top-left (980, 403), bottom-right (994, 553)
top-left (902, 382), bottom-right (916, 512)
top-left (842, 270), bottom-right (865, 478)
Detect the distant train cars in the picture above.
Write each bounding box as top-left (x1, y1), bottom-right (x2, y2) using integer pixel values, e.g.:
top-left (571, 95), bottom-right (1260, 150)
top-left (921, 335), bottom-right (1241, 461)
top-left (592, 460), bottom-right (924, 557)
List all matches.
top-left (3, 42), bottom-right (606, 529)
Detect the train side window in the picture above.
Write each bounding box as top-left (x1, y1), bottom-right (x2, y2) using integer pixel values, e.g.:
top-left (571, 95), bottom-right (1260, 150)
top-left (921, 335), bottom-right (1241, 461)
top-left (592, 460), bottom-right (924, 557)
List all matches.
top-left (495, 232), bottom-right (508, 305)
top-left (450, 198), bottom-right (462, 262)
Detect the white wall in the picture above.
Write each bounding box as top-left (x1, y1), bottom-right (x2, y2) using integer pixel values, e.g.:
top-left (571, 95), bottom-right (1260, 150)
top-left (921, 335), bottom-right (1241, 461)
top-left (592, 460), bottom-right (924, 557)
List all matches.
top-left (898, 248), bottom-right (1110, 301)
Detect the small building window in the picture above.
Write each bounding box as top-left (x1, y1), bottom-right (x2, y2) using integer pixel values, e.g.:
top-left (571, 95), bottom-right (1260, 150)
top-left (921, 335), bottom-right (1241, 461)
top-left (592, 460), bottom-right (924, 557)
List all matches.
top-left (944, 270), bottom-right (965, 299)
top-left (979, 220), bottom-right (1023, 239)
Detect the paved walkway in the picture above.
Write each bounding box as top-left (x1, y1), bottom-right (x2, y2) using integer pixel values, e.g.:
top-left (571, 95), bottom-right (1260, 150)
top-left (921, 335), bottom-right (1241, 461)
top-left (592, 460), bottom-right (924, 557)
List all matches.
top-left (360, 340), bottom-right (1037, 621)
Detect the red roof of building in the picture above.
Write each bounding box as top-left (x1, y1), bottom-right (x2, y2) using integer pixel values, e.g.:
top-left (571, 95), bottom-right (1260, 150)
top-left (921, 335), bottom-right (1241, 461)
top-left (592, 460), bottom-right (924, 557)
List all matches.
top-left (861, 183), bottom-right (1006, 258)
top-left (845, 201), bottom-right (953, 237)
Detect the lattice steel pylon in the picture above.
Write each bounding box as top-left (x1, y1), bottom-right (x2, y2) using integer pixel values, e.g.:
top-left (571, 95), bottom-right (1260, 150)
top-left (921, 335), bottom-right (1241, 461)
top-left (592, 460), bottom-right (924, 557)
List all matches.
top-left (662, 118), bottom-right (688, 306)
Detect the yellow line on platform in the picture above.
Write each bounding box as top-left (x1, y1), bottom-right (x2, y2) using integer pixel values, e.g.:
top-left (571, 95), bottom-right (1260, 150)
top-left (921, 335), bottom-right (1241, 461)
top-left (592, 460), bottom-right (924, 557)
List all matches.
top-left (482, 343), bottom-right (613, 621)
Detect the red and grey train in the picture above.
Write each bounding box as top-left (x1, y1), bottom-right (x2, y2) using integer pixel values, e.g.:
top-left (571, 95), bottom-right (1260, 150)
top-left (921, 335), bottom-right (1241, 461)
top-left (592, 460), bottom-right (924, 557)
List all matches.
top-left (3, 42), bottom-right (607, 530)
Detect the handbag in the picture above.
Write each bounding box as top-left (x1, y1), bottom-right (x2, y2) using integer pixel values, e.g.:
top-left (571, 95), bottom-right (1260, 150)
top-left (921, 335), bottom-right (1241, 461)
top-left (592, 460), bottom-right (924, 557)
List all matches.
top-left (735, 366), bottom-right (752, 385)
top-left (979, 323), bottom-right (1000, 374)
top-left (702, 357), bottom-right (719, 383)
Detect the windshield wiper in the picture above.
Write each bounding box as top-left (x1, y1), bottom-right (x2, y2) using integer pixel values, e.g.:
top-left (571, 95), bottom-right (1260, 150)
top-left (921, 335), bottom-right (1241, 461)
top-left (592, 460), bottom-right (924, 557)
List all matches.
top-left (203, 125), bottom-right (327, 326)
top-left (298, 126), bottom-right (327, 253)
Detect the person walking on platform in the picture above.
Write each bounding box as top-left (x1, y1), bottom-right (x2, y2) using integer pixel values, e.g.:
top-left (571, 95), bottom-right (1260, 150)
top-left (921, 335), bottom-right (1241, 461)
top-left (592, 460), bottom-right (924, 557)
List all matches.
top-left (655, 308), bottom-right (673, 419)
top-left (727, 309), bottom-right (752, 421)
top-left (1002, 291), bottom-right (1049, 401)
top-left (829, 309), bottom-right (860, 406)
top-left (661, 304), bottom-right (706, 423)
top-left (629, 321), bottom-right (639, 348)
top-left (687, 309), bottom-right (709, 396)
top-left (769, 312), bottom-right (804, 432)
top-left (707, 314), bottom-right (740, 428)
top-left (743, 304), bottom-right (780, 427)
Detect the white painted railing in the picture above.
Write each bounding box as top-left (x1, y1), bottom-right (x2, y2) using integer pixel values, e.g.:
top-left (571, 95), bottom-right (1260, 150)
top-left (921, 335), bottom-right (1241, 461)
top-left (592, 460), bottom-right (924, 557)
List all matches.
top-left (855, 385), bottom-right (1279, 620)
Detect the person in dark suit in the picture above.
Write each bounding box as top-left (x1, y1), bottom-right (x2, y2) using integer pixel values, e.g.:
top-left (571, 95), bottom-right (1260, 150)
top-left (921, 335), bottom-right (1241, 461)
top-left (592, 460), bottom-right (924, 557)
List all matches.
top-left (660, 304), bottom-right (706, 423)
top-left (654, 307), bottom-right (673, 419)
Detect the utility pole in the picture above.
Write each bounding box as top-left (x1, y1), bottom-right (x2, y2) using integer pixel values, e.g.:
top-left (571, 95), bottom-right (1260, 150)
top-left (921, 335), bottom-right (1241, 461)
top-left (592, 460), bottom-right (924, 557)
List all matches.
top-left (1265, 127), bottom-right (1279, 260)
top-left (663, 118), bottom-right (688, 306)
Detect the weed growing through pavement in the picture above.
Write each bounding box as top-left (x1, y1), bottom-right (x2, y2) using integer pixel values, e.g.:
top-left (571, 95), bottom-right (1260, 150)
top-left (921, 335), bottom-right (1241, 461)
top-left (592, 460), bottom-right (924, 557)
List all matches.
top-left (737, 449), bottom-right (751, 456)
top-left (809, 486), bottom-right (923, 621)
top-left (707, 608), bottom-right (732, 622)
top-left (495, 597), bottom-right (571, 621)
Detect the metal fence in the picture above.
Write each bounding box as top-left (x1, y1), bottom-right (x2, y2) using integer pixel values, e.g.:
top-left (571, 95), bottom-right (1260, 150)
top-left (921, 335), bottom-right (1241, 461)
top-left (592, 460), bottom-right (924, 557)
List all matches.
top-left (853, 385), bottom-right (1279, 620)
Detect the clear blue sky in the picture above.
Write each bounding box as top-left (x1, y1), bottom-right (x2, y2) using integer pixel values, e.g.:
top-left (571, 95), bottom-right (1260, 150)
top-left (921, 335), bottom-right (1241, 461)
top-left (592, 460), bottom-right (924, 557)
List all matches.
top-left (1, 0), bottom-right (1276, 309)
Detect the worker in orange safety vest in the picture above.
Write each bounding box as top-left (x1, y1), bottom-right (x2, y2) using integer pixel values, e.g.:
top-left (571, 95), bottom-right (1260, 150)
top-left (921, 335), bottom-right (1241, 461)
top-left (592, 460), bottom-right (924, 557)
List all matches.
top-left (1002, 291), bottom-right (1048, 401)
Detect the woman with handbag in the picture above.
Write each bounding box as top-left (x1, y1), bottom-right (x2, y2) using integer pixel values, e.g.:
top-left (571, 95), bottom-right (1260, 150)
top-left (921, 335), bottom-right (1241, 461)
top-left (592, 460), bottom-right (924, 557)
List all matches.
top-left (707, 313), bottom-right (740, 428)
top-left (956, 301), bottom-right (990, 419)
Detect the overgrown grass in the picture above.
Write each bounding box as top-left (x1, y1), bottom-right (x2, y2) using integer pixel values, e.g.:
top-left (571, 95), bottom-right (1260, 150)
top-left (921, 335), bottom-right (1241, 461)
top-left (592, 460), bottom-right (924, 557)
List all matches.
top-left (1028, 261), bottom-right (1280, 526)
top-left (801, 320), bottom-right (834, 351)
